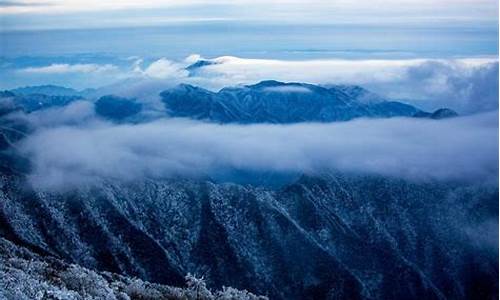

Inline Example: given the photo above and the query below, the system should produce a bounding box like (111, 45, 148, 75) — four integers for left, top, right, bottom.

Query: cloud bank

(185, 56, 499, 113)
(116, 55, 498, 114)
(17, 108, 498, 190)
(20, 63, 118, 74)
(9, 55, 499, 114)
(1, 0, 496, 32)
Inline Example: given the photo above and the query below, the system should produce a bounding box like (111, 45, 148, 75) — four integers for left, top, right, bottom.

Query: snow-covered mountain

(10, 85, 83, 97)
(0, 164, 496, 299)
(160, 81, 438, 123)
(0, 90, 83, 113)
(0, 236, 267, 299)
(0, 81, 489, 300)
(3, 81, 458, 124)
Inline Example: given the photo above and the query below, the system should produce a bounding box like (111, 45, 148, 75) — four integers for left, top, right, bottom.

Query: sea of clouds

(2, 54, 497, 189)
(12, 101, 498, 189)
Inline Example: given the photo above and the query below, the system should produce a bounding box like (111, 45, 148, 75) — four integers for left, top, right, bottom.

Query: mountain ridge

(160, 81, 455, 123)
(0, 169, 496, 299)
(3, 81, 458, 124)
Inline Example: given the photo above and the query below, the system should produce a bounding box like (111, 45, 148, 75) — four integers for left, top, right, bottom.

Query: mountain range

(0, 162, 496, 299)
(2, 80, 457, 124)
(160, 80, 440, 123)
(0, 80, 490, 300)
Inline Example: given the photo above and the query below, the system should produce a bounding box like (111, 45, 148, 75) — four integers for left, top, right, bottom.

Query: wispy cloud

(1, 0, 497, 32)
(263, 86, 311, 93)
(134, 58, 188, 79)
(1, 0, 497, 15)
(193, 56, 495, 86)
(20, 63, 117, 74)
(0, 0, 51, 7)
(0, 0, 198, 13)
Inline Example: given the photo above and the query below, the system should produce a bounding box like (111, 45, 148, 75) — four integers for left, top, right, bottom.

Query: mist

(16, 109, 498, 190)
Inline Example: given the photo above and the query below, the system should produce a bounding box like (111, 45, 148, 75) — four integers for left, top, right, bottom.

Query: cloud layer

(7, 55, 499, 114)
(185, 56, 498, 112)
(17, 106, 498, 190)
(20, 63, 117, 74)
(127, 55, 500, 114)
(1, 0, 497, 32)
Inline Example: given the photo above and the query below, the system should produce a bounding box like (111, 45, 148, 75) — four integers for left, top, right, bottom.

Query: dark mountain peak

(98, 94, 133, 101)
(244, 80, 330, 94)
(330, 84, 368, 96)
(95, 95, 142, 121)
(0, 91, 16, 98)
(186, 59, 219, 76)
(186, 60, 214, 70)
(430, 108, 459, 119)
(170, 83, 212, 94)
(329, 84, 385, 104)
(246, 80, 289, 89)
(413, 108, 458, 119)
(160, 81, 427, 123)
(5, 93, 83, 113)
(245, 80, 319, 90)
(33, 84, 62, 89)
(11, 85, 80, 97)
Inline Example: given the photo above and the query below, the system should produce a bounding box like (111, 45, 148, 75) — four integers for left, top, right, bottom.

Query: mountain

(4, 81, 458, 124)
(160, 81, 424, 123)
(414, 108, 459, 120)
(11, 85, 82, 97)
(0, 168, 496, 299)
(0, 90, 83, 113)
(16, 94, 83, 113)
(326, 85, 385, 104)
(430, 108, 459, 119)
(0, 92, 19, 116)
(0, 89, 494, 299)
(95, 95, 142, 122)
(186, 60, 220, 76)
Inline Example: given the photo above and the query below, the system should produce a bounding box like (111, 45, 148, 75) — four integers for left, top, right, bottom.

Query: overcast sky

(1, 0, 498, 30)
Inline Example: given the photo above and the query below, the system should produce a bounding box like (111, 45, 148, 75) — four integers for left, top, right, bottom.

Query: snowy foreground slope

(0, 237, 267, 299)
(0, 171, 497, 299)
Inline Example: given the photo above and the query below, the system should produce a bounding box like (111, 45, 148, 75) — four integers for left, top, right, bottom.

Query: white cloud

(1, 0, 497, 16)
(1, 0, 496, 32)
(18, 111, 498, 190)
(197, 56, 421, 86)
(13, 101, 96, 127)
(263, 86, 311, 93)
(143, 59, 188, 79)
(3, 0, 498, 45)
(187, 56, 498, 113)
(197, 56, 496, 86)
(184, 54, 203, 64)
(20, 63, 117, 74)
(14, 55, 499, 114)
